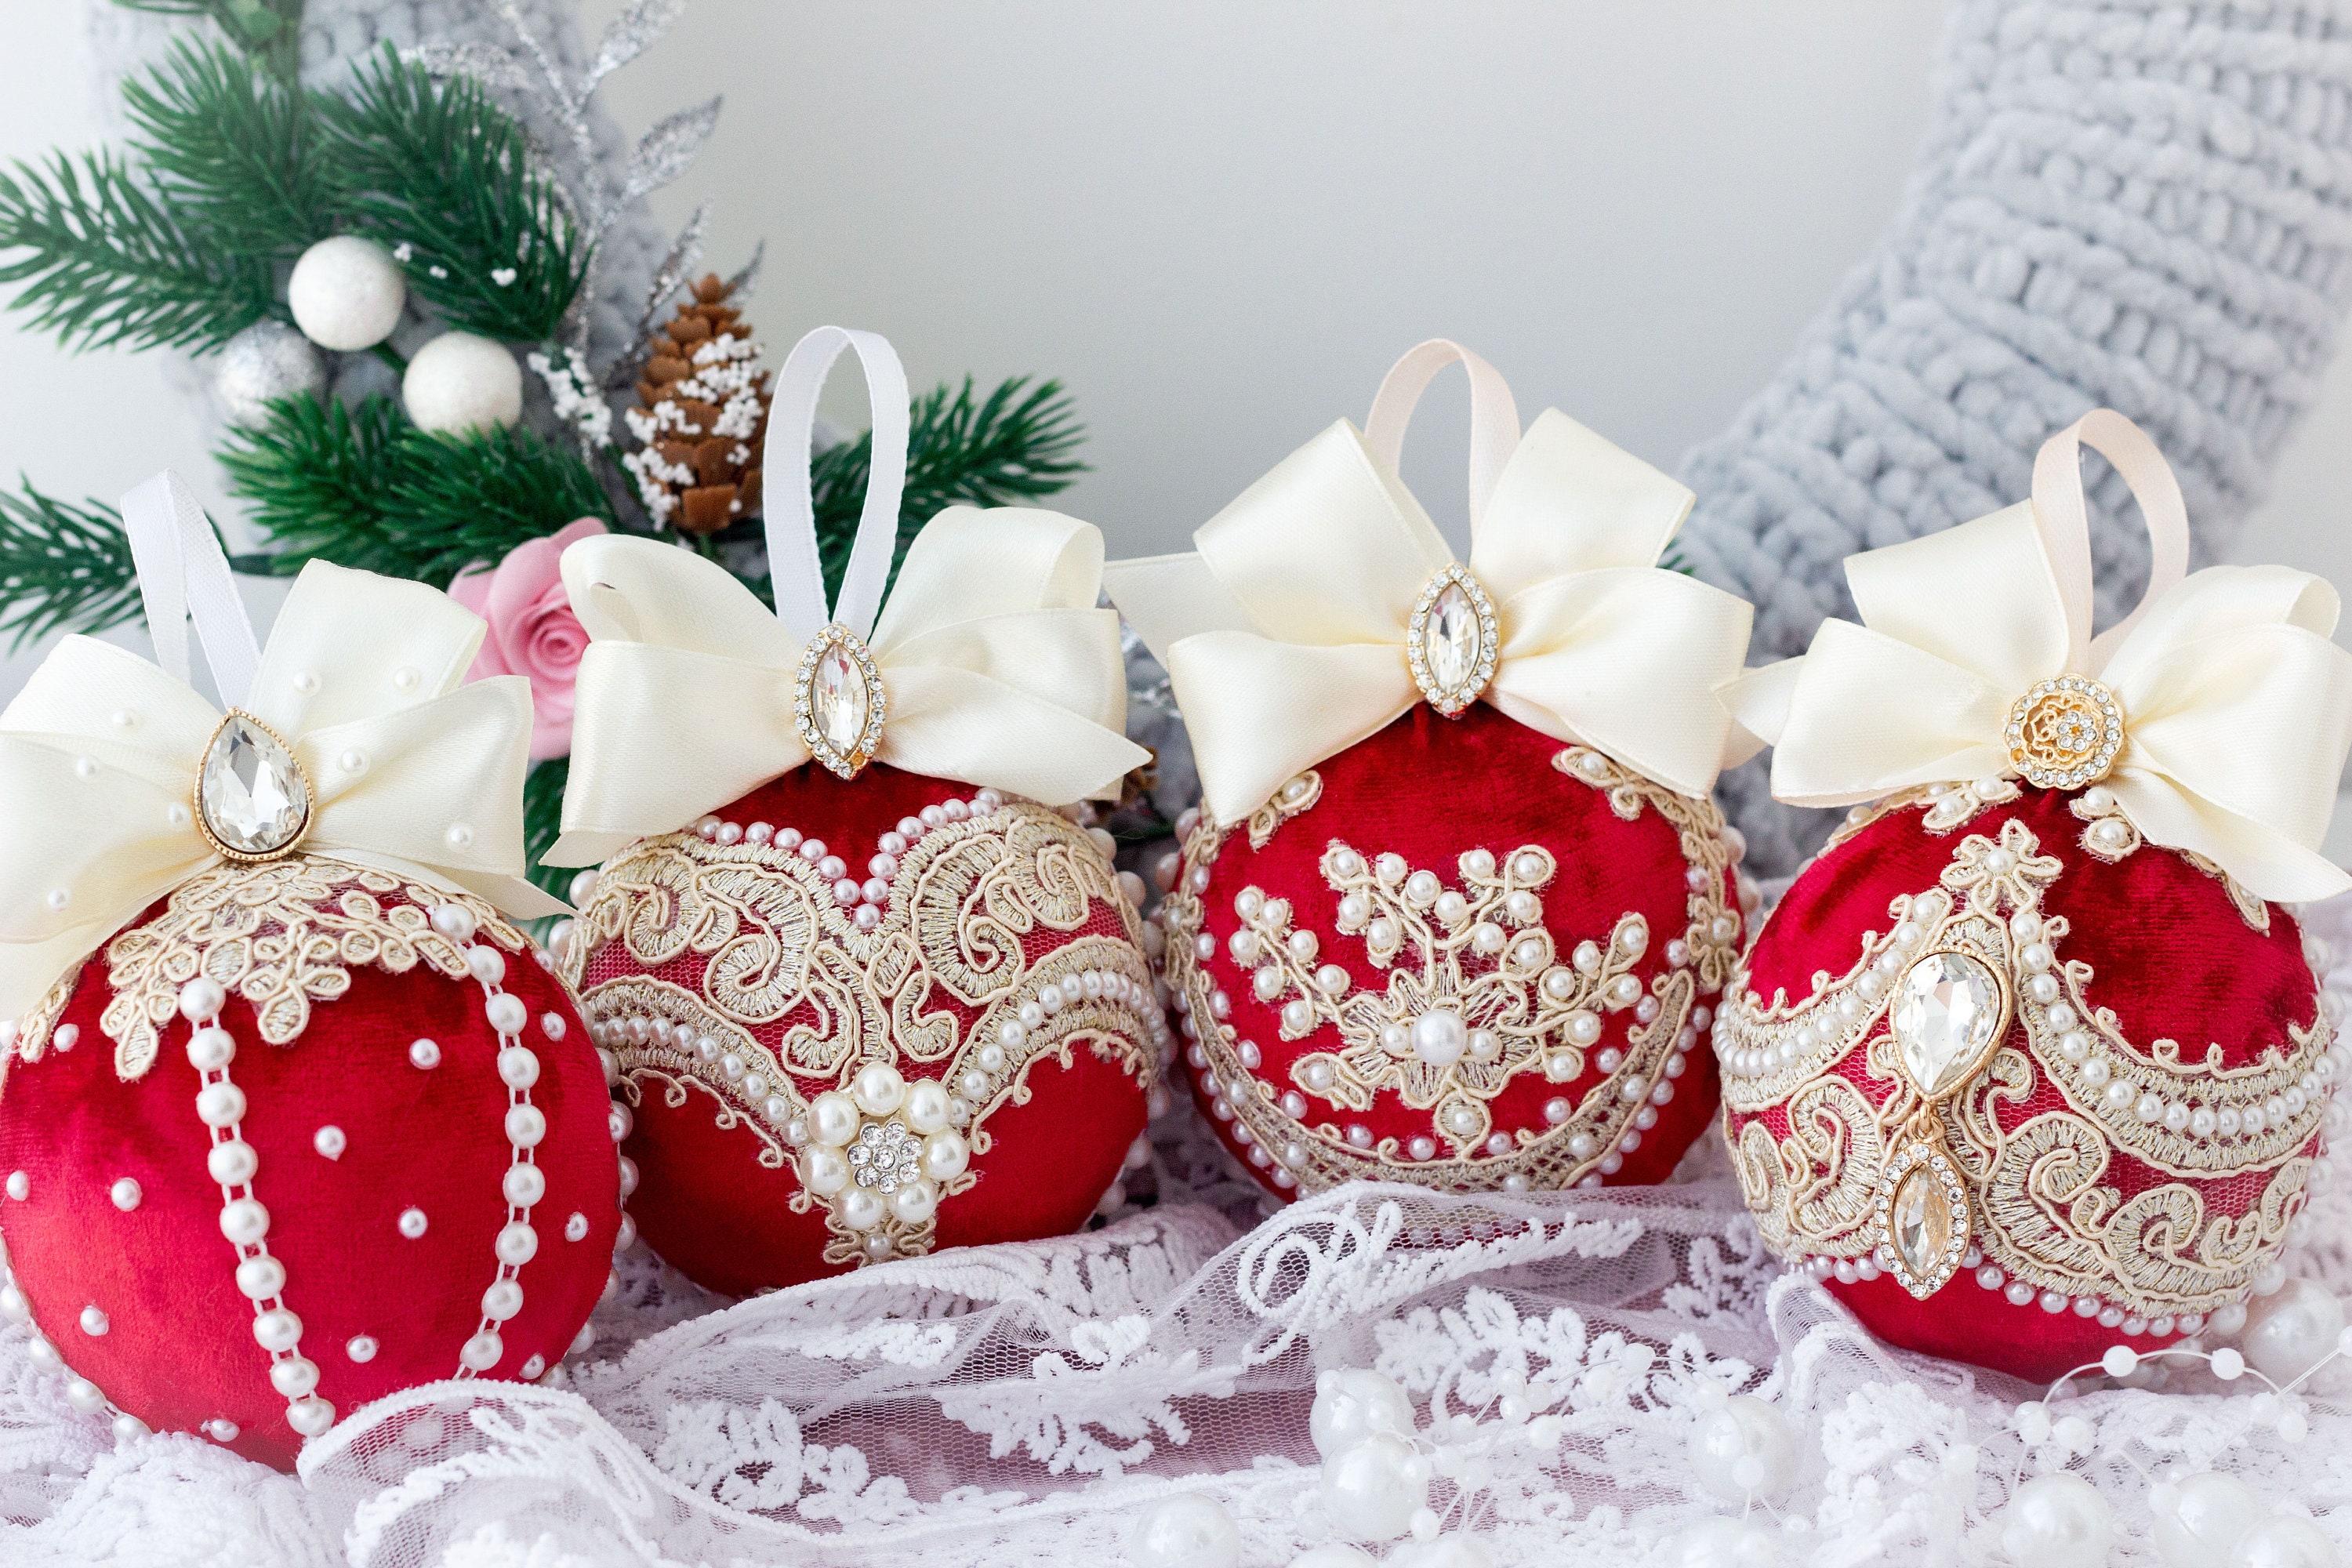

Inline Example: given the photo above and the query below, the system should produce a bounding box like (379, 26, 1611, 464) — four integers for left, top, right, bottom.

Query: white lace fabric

(4, 898, 2350, 1566)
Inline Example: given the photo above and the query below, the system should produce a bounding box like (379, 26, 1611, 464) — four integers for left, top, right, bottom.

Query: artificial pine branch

(318, 49, 585, 343)
(0, 147, 275, 351)
(220, 393, 611, 585)
(522, 756, 572, 900)
(114, 0, 306, 84)
(0, 481, 143, 651)
(122, 39, 331, 256)
(804, 376, 1085, 601)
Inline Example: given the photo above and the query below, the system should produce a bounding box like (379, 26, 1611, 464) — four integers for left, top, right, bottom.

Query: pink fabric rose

(449, 517, 606, 760)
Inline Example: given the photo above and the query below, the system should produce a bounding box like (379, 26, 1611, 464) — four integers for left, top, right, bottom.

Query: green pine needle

(0, 481, 142, 652)
(523, 755, 572, 902)
(220, 393, 612, 586)
(798, 376, 1087, 602)
(318, 49, 584, 343)
(122, 38, 331, 256)
(0, 147, 274, 351)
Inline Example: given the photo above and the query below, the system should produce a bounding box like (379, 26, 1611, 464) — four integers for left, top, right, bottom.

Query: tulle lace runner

(5, 897, 2350, 1566)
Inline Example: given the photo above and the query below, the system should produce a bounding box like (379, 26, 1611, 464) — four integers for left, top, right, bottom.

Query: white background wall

(5, 1, 2352, 701)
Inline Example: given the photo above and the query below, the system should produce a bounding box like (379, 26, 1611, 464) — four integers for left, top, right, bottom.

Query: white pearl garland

(1129, 1494, 1243, 1568)
(176, 976, 332, 1442)
(1998, 1473, 2113, 1568)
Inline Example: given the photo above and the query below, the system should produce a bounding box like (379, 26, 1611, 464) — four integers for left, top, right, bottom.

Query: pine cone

(621, 274, 770, 533)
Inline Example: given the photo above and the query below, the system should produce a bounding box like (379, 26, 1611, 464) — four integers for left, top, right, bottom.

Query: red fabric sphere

(1719, 783, 2333, 1382)
(1154, 703, 1746, 1199)
(0, 862, 619, 1471)
(561, 763, 1158, 1297)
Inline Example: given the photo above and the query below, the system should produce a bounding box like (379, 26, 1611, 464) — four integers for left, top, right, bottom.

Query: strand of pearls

(179, 975, 335, 1439)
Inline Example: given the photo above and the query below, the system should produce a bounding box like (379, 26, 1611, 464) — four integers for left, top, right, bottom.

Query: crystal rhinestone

(1425, 583, 1483, 699)
(1889, 951, 2005, 1097)
(813, 646, 871, 755)
(1889, 1159, 1956, 1283)
(198, 713, 310, 858)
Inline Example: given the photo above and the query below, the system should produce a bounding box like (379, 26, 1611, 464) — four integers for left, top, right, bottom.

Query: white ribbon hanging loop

(548, 326, 1147, 867)
(0, 471, 561, 1020)
(1730, 410, 2352, 903)
(1105, 339, 1755, 825)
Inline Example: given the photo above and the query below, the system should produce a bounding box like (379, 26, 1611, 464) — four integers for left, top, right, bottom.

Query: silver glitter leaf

(588, 0, 689, 91)
(722, 238, 766, 304)
(621, 96, 722, 206)
(403, 42, 537, 95)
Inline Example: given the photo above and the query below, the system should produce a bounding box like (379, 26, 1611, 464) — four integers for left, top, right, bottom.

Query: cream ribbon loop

(546, 327, 1147, 868)
(1104, 339, 1755, 825)
(1732, 410, 2352, 903)
(0, 471, 561, 1021)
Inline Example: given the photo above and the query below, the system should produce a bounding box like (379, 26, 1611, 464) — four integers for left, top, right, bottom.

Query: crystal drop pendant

(197, 712, 311, 860)
(1889, 950, 2008, 1098)
(1889, 1160, 1953, 1282)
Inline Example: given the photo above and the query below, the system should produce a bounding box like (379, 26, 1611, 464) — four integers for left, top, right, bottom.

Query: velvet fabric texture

(0, 893, 619, 1472)
(1177, 703, 1733, 1199)
(1728, 786, 2325, 1382)
(578, 763, 1151, 1298)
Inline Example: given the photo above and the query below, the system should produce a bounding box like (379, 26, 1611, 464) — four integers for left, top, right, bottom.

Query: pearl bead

(904, 1078, 952, 1134)
(923, 1131, 969, 1181)
(1688, 1395, 1800, 1501)
(496, 1221, 539, 1266)
(2228, 1516, 2339, 1568)
(2149, 1472, 2262, 1568)
(1322, 1433, 1426, 1542)
(459, 1330, 503, 1372)
(112, 1413, 150, 1442)
(252, 1307, 303, 1352)
(78, 1304, 108, 1336)
(270, 1356, 319, 1398)
(64, 1378, 105, 1414)
(397, 1207, 429, 1238)
(2242, 1277, 2346, 1385)
(890, 1178, 939, 1225)
(209, 1139, 260, 1185)
(109, 1178, 141, 1212)
(1998, 1473, 2112, 1568)
(503, 1164, 546, 1206)
(485, 994, 528, 1034)
(1309, 1369, 1415, 1459)
(408, 1038, 442, 1070)
(235, 1254, 286, 1300)
(503, 1104, 546, 1149)
(838, 1187, 887, 1232)
(853, 1062, 907, 1116)
(187, 1026, 235, 1071)
(430, 905, 478, 943)
(481, 1279, 524, 1321)
(1129, 1494, 1242, 1568)
(1410, 1011, 1468, 1067)
(177, 977, 225, 1022)
(802, 1145, 851, 1196)
(811, 1091, 862, 1147)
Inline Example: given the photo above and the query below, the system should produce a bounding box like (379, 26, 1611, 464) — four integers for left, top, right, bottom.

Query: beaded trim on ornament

(1716, 816, 2336, 1337)
(557, 790, 1163, 1268)
(1153, 747, 1747, 1194)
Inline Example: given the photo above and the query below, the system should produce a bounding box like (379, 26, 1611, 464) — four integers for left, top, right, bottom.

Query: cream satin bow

(546, 326, 1147, 867)
(0, 472, 562, 1021)
(1104, 339, 1756, 824)
(1730, 409, 2352, 903)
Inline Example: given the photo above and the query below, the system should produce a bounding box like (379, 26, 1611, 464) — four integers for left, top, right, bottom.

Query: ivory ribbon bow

(1104, 339, 1755, 824)
(1730, 409, 2352, 903)
(546, 326, 1147, 867)
(0, 472, 562, 1021)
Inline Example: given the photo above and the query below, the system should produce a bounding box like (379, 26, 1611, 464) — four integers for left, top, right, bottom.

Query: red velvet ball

(1718, 783, 2334, 1382)
(561, 763, 1160, 1297)
(0, 862, 620, 1471)
(1153, 703, 1747, 1199)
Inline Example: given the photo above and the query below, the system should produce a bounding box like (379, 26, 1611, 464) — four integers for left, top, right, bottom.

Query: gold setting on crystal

(1407, 562, 1498, 717)
(2005, 676, 2122, 790)
(193, 709, 313, 864)
(794, 622, 887, 779)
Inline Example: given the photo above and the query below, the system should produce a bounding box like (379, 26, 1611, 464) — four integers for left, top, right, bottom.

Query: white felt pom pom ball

(286, 236, 406, 350)
(213, 321, 326, 425)
(402, 331, 523, 434)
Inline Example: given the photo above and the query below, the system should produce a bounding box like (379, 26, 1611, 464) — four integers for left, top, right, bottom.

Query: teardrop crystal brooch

(1408, 563, 1498, 717)
(195, 710, 313, 862)
(796, 623, 887, 779)
(1875, 947, 2013, 1298)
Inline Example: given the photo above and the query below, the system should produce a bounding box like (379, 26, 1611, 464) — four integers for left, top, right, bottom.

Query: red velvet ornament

(1718, 783, 2335, 1383)
(0, 863, 620, 1471)
(559, 761, 1160, 1297)
(1152, 702, 1749, 1200)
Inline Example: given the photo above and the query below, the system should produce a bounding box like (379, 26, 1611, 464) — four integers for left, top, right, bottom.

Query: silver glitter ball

(213, 319, 327, 426)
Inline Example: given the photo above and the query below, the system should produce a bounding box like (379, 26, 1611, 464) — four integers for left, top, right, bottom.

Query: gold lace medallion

(2005, 677, 2122, 789)
(1408, 563, 1498, 716)
(795, 623, 887, 779)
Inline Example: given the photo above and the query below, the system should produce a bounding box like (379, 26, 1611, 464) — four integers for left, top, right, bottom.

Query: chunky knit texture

(1679, 0, 2352, 873)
